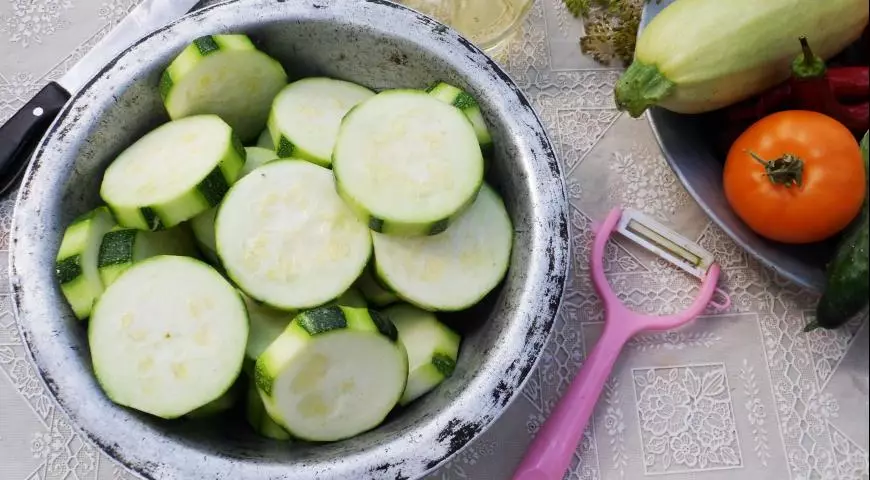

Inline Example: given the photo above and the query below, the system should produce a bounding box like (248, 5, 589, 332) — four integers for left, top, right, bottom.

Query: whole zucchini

(809, 132, 870, 331)
(615, 0, 869, 118)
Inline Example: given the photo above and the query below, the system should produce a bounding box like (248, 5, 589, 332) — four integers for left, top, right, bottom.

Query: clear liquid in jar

(397, 0, 533, 54)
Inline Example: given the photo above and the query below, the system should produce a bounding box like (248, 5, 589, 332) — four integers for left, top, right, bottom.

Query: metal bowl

(641, 0, 830, 291)
(9, 1, 569, 478)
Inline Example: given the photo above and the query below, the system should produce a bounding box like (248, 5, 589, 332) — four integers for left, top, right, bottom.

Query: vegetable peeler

(512, 207, 730, 480)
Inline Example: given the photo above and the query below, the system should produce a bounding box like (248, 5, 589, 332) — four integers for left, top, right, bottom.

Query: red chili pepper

(790, 36, 869, 132)
(827, 67, 869, 99)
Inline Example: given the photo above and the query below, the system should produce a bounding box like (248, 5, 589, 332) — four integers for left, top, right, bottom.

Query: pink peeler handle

(512, 209, 721, 480)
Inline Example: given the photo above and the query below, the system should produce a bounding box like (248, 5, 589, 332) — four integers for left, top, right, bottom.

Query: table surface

(1, 1, 868, 479)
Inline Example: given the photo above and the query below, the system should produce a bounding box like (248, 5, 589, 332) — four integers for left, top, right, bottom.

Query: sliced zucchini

(190, 146, 279, 263)
(254, 305, 408, 442)
(355, 267, 399, 307)
(426, 81, 493, 155)
(243, 293, 294, 369)
(186, 379, 242, 418)
(333, 89, 484, 236)
(97, 224, 198, 287)
(100, 114, 246, 231)
(55, 207, 115, 320)
(267, 77, 374, 167)
(246, 379, 292, 440)
(382, 304, 460, 405)
(255, 129, 273, 149)
(215, 160, 372, 310)
(332, 287, 367, 309)
(372, 184, 512, 311)
(89, 256, 248, 419)
(160, 34, 288, 143)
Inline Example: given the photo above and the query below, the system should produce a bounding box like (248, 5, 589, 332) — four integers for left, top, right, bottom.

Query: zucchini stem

(614, 61, 675, 118)
(747, 150, 804, 188)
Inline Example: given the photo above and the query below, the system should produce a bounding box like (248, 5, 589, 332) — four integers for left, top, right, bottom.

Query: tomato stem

(747, 150, 804, 188)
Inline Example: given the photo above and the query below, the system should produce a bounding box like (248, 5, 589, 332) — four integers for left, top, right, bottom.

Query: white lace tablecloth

(1, 1, 868, 479)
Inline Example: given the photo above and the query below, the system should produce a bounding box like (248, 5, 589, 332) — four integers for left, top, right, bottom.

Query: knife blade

(0, 0, 202, 196)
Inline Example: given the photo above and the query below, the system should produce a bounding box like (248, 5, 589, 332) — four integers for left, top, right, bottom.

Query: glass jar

(395, 0, 533, 55)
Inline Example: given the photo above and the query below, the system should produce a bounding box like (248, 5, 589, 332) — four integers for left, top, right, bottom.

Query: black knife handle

(0, 81, 71, 196)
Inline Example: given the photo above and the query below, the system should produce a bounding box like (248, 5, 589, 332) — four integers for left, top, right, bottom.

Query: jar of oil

(396, 0, 534, 55)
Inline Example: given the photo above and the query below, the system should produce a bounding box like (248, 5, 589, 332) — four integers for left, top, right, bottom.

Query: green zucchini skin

(812, 132, 870, 330)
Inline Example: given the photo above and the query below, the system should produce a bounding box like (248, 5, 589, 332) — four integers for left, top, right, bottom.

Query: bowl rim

(9, 0, 570, 478)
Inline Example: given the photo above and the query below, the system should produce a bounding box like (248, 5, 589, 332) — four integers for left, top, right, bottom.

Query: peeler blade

(615, 209, 715, 280)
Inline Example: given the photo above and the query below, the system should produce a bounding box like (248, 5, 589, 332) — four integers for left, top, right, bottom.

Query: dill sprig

(564, 0, 660, 67)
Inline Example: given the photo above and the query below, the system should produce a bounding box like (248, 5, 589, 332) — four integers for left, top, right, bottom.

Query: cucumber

(254, 305, 408, 442)
(190, 146, 279, 263)
(333, 89, 484, 236)
(426, 82, 493, 155)
(382, 304, 461, 405)
(811, 131, 870, 330)
(100, 114, 246, 231)
(88, 256, 248, 419)
(615, 0, 869, 117)
(160, 34, 288, 143)
(245, 379, 291, 440)
(97, 224, 198, 287)
(215, 160, 372, 310)
(355, 267, 399, 307)
(55, 207, 115, 320)
(372, 183, 512, 311)
(267, 77, 374, 167)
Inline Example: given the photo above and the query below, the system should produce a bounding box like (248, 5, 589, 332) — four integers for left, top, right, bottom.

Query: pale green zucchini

(267, 77, 374, 166)
(333, 89, 484, 236)
(97, 224, 198, 287)
(254, 305, 407, 442)
(615, 0, 869, 117)
(100, 115, 246, 231)
(215, 160, 372, 310)
(372, 184, 513, 311)
(355, 267, 399, 307)
(55, 207, 115, 320)
(426, 81, 492, 154)
(189, 146, 279, 263)
(382, 304, 461, 405)
(89, 256, 248, 419)
(160, 34, 288, 142)
(245, 379, 291, 440)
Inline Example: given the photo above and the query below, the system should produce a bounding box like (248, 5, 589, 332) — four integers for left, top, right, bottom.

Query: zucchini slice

(267, 77, 374, 167)
(243, 293, 294, 369)
(215, 160, 372, 310)
(55, 207, 115, 320)
(426, 81, 493, 154)
(160, 34, 288, 143)
(245, 379, 291, 440)
(97, 224, 198, 287)
(333, 89, 484, 236)
(88, 256, 248, 419)
(372, 184, 512, 311)
(355, 267, 399, 307)
(100, 114, 246, 231)
(255, 129, 273, 149)
(190, 146, 279, 263)
(254, 305, 408, 442)
(382, 304, 461, 405)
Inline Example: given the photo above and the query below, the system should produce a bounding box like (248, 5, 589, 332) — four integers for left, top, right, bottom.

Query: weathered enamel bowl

(9, 0, 569, 479)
